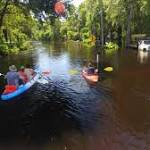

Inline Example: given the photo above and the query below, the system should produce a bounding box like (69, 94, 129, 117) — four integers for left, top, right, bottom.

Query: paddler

(24, 64, 35, 81)
(5, 65, 20, 87)
(4, 65, 20, 93)
(18, 66, 28, 84)
(85, 62, 97, 75)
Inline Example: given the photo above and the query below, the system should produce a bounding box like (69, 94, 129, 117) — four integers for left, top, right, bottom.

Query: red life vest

(3, 85, 17, 94)
(18, 71, 28, 83)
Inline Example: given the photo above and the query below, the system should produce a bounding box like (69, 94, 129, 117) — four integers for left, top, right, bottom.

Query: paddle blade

(37, 78, 49, 84)
(42, 70, 51, 76)
(69, 69, 79, 75)
(42, 71, 50, 74)
(0, 73, 4, 76)
(104, 67, 113, 72)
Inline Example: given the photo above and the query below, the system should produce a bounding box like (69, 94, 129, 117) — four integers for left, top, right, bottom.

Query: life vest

(87, 67, 95, 74)
(3, 85, 17, 94)
(18, 71, 28, 83)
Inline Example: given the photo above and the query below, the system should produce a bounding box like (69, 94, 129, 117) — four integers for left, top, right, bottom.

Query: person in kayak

(85, 62, 97, 75)
(18, 66, 28, 84)
(24, 64, 35, 81)
(5, 65, 20, 88)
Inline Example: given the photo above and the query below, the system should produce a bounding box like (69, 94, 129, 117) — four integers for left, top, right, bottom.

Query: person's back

(18, 66, 28, 83)
(87, 63, 95, 75)
(87, 66, 95, 74)
(24, 64, 34, 81)
(6, 65, 20, 87)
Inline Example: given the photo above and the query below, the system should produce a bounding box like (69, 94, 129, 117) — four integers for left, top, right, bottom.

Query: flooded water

(0, 41, 150, 149)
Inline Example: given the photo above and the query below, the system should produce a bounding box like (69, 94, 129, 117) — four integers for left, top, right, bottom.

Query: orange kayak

(82, 70, 99, 83)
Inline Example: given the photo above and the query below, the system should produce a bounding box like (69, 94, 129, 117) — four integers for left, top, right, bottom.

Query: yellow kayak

(104, 67, 113, 72)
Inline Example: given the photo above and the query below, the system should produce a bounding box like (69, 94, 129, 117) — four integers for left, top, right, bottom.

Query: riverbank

(0, 41, 32, 56)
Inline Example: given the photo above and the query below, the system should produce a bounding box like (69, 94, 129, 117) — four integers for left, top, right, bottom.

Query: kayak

(104, 67, 113, 72)
(1, 73, 40, 101)
(82, 70, 99, 83)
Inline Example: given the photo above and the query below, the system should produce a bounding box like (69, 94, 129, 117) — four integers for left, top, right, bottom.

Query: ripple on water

(2, 42, 150, 149)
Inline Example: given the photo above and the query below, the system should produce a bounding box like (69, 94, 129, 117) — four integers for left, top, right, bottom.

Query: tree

(0, 0, 11, 29)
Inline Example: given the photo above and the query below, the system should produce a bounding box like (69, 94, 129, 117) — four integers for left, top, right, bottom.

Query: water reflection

(137, 50, 149, 64)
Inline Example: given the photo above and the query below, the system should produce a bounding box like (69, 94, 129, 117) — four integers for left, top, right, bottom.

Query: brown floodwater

(0, 41, 150, 150)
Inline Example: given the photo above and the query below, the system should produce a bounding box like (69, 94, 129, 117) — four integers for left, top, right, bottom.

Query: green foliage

(1, 0, 150, 53)
(39, 23, 53, 41)
(19, 41, 32, 51)
(0, 0, 73, 55)
(0, 3, 38, 54)
(67, 31, 80, 41)
(60, 0, 150, 47)
(60, 25, 67, 40)
(104, 42, 119, 54)
(0, 42, 20, 55)
(0, 43, 9, 55)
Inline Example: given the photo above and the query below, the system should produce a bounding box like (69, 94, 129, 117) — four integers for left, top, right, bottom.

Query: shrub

(104, 42, 119, 54)
(19, 41, 31, 51)
(0, 44, 9, 55)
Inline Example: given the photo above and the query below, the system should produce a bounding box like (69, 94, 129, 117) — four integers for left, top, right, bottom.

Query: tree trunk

(117, 25, 122, 48)
(109, 25, 113, 41)
(0, 0, 11, 30)
(125, 5, 132, 48)
(3, 28, 8, 42)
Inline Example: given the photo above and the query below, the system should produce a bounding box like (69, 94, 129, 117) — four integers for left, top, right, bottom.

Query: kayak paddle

(42, 71, 51, 75)
(68, 69, 79, 75)
(0, 73, 5, 76)
(36, 70, 51, 84)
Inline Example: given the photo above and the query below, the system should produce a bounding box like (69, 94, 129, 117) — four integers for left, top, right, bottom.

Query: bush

(82, 32, 89, 41)
(0, 42, 24, 55)
(67, 31, 74, 40)
(8, 47, 19, 54)
(0, 44, 9, 55)
(19, 41, 31, 51)
(104, 42, 119, 54)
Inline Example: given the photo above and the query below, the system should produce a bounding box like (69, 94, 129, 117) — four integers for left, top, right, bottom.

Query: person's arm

(95, 69, 98, 73)
(5, 73, 8, 79)
(16, 72, 20, 80)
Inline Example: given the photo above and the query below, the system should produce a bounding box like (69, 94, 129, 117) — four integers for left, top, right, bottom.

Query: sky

(72, 0, 85, 7)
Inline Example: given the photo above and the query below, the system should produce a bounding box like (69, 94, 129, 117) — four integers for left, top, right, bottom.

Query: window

(144, 40, 150, 45)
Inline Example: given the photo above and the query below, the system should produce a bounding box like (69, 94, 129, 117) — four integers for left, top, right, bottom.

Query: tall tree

(0, 0, 11, 29)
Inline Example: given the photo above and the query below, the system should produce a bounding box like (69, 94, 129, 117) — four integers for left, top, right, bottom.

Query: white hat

(9, 65, 17, 72)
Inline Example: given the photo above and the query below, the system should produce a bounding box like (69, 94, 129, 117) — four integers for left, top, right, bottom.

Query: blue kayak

(1, 73, 40, 101)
